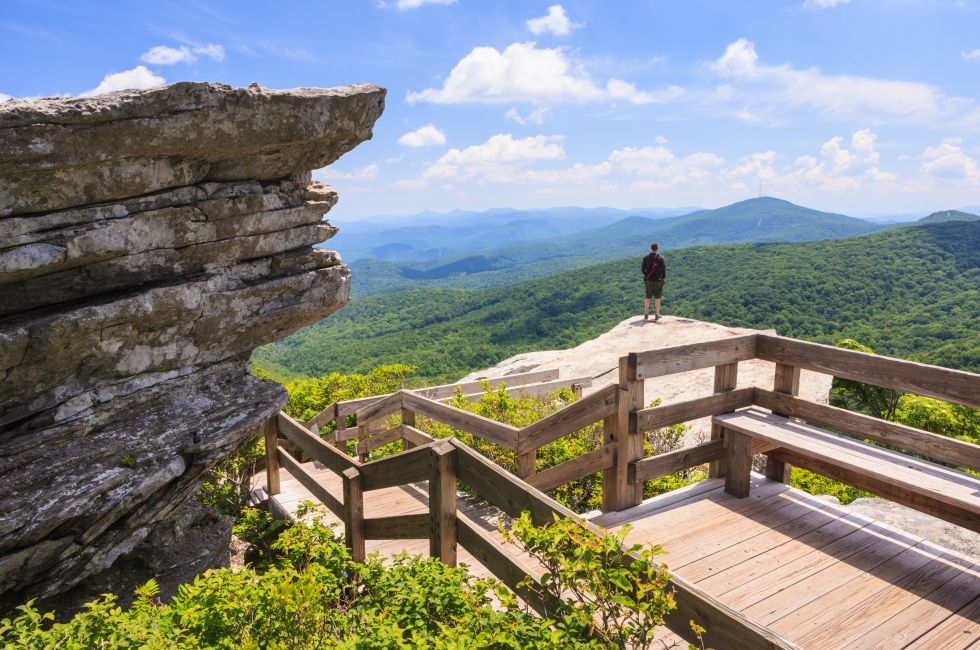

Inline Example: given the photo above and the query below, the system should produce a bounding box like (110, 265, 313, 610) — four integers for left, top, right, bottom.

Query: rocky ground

(463, 315, 832, 445)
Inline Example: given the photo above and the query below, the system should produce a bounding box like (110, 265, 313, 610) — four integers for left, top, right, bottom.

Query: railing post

(724, 427, 753, 498)
(264, 415, 280, 498)
(402, 407, 416, 451)
(516, 448, 536, 480)
(766, 363, 800, 484)
(342, 467, 365, 562)
(357, 422, 370, 462)
(608, 354, 644, 511)
(709, 362, 739, 478)
(429, 444, 458, 566)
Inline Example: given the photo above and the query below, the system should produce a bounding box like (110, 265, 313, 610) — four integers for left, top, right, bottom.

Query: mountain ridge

(349, 196, 885, 296)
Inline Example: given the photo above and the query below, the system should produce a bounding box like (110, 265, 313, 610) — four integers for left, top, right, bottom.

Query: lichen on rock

(0, 81, 385, 609)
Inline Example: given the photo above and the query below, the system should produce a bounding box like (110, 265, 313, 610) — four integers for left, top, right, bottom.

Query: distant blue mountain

(348, 197, 885, 296)
(325, 206, 699, 262)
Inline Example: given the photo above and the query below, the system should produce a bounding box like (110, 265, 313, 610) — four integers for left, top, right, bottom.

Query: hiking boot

(643, 314, 648, 320)
(655, 313, 662, 321)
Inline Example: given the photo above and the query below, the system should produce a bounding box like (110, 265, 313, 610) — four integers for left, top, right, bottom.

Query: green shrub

(506, 512, 688, 650)
(1, 510, 694, 649)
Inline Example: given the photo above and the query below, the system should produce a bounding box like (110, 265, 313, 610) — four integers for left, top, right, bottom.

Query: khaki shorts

(644, 280, 664, 299)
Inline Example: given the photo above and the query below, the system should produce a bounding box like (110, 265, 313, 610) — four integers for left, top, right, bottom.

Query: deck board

(259, 466, 980, 648)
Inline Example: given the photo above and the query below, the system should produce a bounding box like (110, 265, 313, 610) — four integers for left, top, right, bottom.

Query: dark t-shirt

(641, 252, 666, 281)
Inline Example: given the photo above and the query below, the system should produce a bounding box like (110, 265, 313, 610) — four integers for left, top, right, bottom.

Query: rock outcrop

(0, 81, 385, 607)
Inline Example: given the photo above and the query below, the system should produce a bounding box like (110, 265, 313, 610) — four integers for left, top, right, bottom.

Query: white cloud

(606, 78, 683, 105)
(391, 0, 455, 9)
(407, 41, 677, 106)
(0, 93, 12, 103)
(962, 49, 980, 62)
(709, 38, 961, 125)
(921, 140, 980, 184)
(398, 124, 447, 147)
(403, 134, 565, 186)
(526, 5, 582, 36)
(82, 66, 166, 97)
(314, 164, 380, 182)
(140, 43, 225, 65)
(142, 45, 194, 65)
(803, 0, 851, 9)
(789, 129, 895, 190)
(506, 106, 550, 125)
(655, 135, 668, 145)
(194, 44, 225, 61)
(609, 146, 725, 188)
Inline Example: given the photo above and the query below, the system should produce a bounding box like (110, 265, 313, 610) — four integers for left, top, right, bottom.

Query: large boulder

(0, 81, 384, 608)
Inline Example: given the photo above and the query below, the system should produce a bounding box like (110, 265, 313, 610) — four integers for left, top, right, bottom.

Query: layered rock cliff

(0, 81, 385, 606)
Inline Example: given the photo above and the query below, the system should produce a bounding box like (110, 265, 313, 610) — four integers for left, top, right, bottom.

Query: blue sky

(3, 0, 979, 219)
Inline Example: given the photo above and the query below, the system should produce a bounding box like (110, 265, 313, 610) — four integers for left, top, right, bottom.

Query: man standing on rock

(641, 242, 666, 321)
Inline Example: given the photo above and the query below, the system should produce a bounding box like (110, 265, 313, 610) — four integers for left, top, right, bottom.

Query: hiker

(641, 242, 666, 321)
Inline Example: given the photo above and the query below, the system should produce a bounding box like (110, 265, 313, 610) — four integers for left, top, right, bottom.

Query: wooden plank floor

(259, 467, 979, 649)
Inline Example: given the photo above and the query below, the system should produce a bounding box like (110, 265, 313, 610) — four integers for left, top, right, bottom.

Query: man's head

(651, 242, 659, 252)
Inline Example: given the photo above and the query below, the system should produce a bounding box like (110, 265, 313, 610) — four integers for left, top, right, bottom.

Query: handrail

(635, 387, 754, 432)
(753, 388, 980, 470)
(277, 412, 357, 474)
(517, 383, 619, 453)
(756, 334, 980, 408)
(306, 368, 566, 429)
(630, 333, 757, 380)
(399, 390, 521, 448)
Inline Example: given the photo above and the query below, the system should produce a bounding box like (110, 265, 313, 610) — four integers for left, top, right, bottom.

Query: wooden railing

(263, 332, 979, 649)
(305, 369, 591, 439)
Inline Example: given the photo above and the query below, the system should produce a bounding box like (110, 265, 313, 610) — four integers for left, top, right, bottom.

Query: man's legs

(654, 297, 661, 317)
(644, 297, 650, 318)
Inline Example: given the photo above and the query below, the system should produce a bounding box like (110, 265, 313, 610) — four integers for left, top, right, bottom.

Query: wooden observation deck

(257, 334, 980, 649)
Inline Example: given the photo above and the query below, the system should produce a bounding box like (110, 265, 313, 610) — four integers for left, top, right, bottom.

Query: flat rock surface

(0, 82, 386, 215)
(463, 315, 832, 443)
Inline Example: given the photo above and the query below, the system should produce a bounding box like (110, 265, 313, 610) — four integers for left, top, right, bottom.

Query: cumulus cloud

(0, 93, 12, 103)
(963, 49, 980, 62)
(408, 42, 677, 106)
(314, 164, 379, 182)
(789, 129, 895, 190)
(921, 140, 980, 184)
(82, 66, 166, 97)
(803, 0, 851, 9)
(526, 5, 582, 36)
(398, 134, 565, 187)
(398, 124, 447, 147)
(140, 43, 225, 65)
(709, 38, 961, 125)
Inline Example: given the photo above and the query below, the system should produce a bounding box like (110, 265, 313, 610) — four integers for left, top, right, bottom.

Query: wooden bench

(712, 407, 980, 533)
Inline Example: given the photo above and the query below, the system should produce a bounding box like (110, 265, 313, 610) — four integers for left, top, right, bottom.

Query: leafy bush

(284, 364, 415, 426)
(198, 434, 266, 516)
(506, 512, 682, 650)
(1, 510, 694, 649)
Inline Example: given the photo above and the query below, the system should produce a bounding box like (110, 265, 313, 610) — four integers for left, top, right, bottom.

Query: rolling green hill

(254, 221, 979, 383)
(349, 197, 884, 297)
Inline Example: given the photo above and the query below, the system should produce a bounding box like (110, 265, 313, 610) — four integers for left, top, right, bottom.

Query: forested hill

(254, 221, 979, 383)
(349, 197, 883, 297)
(918, 209, 980, 224)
